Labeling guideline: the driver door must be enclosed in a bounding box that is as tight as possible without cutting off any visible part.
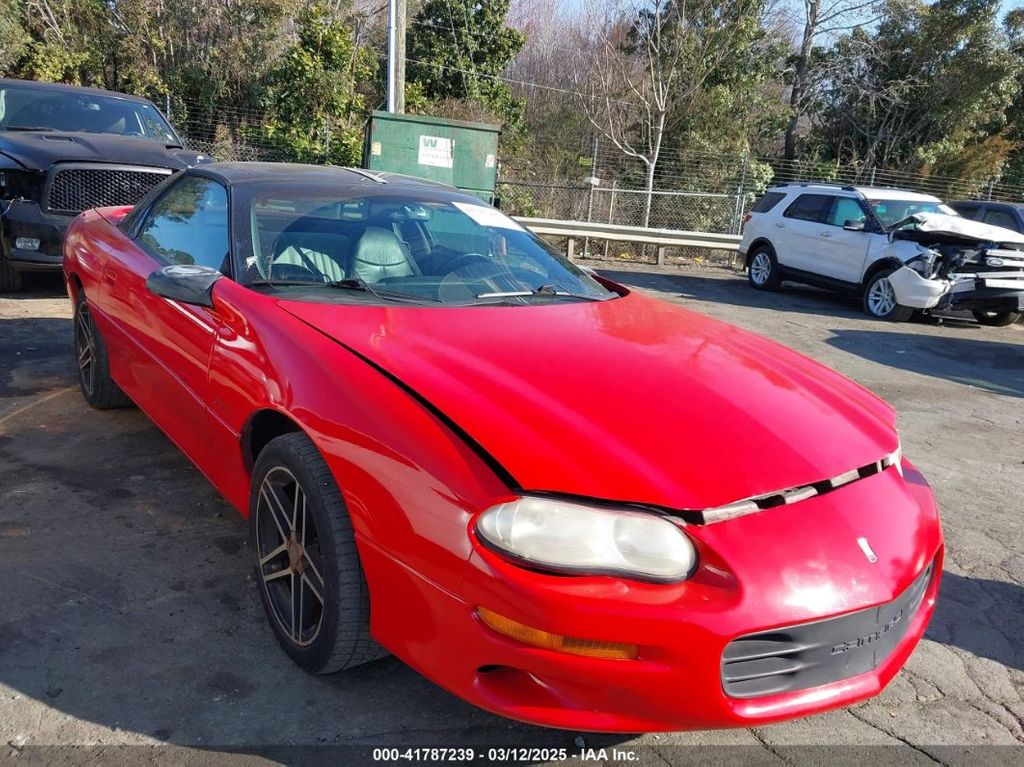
[113,174,230,468]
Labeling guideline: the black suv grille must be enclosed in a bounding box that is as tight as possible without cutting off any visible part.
[722,563,933,699]
[45,165,171,215]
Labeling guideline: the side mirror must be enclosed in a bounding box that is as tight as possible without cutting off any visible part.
[843,219,866,232]
[146,264,222,308]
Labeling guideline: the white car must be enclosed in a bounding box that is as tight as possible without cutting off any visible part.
[736,183,1024,323]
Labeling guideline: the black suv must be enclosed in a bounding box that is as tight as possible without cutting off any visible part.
[948,200,1024,234]
[0,78,207,291]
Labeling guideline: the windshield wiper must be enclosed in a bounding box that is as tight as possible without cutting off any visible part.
[330,277,439,303]
[249,277,438,303]
[4,126,56,132]
[475,284,611,302]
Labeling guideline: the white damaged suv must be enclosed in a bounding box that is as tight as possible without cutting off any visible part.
[739,183,1024,325]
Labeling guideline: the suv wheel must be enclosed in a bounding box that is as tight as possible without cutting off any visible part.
[972,310,1021,327]
[748,246,781,290]
[863,269,914,322]
[0,256,23,293]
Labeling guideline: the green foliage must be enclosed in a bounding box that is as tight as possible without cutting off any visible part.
[261,3,377,166]
[0,1,30,76]
[814,0,1022,181]
[407,0,526,134]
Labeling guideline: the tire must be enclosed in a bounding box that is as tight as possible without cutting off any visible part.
[249,432,385,674]
[747,245,781,291]
[74,293,132,409]
[0,255,23,293]
[972,310,1021,327]
[863,269,914,322]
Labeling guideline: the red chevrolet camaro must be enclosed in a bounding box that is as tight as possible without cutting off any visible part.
[63,163,942,732]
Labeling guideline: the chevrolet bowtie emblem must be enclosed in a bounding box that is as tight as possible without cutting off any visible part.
[857,537,878,563]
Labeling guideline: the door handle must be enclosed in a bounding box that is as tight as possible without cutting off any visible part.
[775,222,786,228]
[819,231,832,238]
[103,268,119,284]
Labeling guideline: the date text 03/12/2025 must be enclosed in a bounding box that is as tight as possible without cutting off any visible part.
[371,747,640,762]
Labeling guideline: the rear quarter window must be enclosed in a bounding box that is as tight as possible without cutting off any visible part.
[750,192,786,213]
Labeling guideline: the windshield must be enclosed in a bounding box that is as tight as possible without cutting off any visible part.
[238,188,616,305]
[0,85,178,143]
[867,198,957,229]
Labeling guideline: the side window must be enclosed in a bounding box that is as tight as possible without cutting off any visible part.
[982,209,1019,232]
[136,176,230,273]
[953,204,979,220]
[827,197,867,227]
[783,194,833,223]
[750,192,786,213]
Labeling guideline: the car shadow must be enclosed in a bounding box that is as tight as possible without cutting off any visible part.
[824,329,1024,398]
[0,312,636,754]
[928,571,1023,673]
[597,266,869,321]
[0,271,67,298]
[597,266,1014,329]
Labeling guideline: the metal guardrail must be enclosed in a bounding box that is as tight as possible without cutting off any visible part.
[516,217,742,264]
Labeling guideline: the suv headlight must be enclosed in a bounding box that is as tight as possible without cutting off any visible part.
[475,497,697,583]
[0,169,41,201]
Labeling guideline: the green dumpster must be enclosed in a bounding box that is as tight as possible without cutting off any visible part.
[363,111,500,203]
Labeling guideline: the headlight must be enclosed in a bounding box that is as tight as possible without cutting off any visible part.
[0,169,41,200]
[475,497,697,582]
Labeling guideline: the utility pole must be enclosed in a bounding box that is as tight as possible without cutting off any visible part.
[386,0,407,113]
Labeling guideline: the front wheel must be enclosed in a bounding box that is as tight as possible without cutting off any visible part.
[249,432,385,674]
[972,310,1021,327]
[863,270,914,322]
[0,255,23,293]
[74,293,132,409]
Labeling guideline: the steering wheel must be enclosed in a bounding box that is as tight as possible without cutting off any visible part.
[441,253,491,275]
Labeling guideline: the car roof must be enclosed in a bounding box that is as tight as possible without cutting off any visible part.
[0,77,154,104]
[769,182,942,203]
[193,161,462,193]
[949,199,1024,211]
[853,186,942,202]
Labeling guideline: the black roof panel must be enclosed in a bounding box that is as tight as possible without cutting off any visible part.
[0,78,154,104]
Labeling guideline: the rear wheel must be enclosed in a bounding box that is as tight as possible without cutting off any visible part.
[863,269,914,322]
[250,432,385,674]
[74,293,132,409]
[747,246,781,291]
[0,256,23,293]
[972,310,1021,327]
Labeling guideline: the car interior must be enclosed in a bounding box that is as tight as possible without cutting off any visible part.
[245,197,571,303]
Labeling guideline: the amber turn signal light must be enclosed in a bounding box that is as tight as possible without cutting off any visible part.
[476,607,638,660]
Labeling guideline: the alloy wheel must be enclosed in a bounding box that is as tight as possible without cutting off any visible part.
[867,276,897,317]
[750,252,772,285]
[75,305,96,397]
[255,466,327,647]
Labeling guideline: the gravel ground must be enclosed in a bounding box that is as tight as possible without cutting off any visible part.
[0,266,1021,765]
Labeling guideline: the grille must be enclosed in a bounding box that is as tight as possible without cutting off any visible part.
[45,165,171,215]
[722,563,933,699]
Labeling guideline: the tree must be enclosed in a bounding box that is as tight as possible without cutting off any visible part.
[406,0,527,132]
[814,0,1021,181]
[573,0,769,227]
[0,0,30,76]
[780,0,882,160]
[261,3,377,166]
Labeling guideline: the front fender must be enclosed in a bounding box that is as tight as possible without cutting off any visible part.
[888,266,950,309]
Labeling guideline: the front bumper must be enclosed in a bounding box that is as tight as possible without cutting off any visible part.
[359,464,943,732]
[0,199,72,271]
[946,278,1024,313]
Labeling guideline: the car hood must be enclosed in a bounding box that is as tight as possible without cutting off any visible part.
[280,290,897,510]
[892,212,1024,247]
[0,131,205,171]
